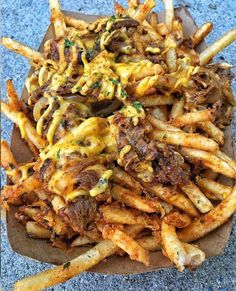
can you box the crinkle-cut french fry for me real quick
[199,29,236,65]
[180,148,236,179]
[111,184,164,214]
[171,109,213,127]
[71,235,95,247]
[163,210,192,228]
[133,0,155,23]
[112,167,142,195]
[198,121,224,145]
[1,102,46,149]
[151,106,167,121]
[196,176,232,200]
[136,235,161,251]
[147,113,181,132]
[163,0,174,32]
[178,185,236,242]
[1,141,21,183]
[170,98,185,119]
[63,14,88,30]
[161,221,187,271]
[141,94,174,107]
[138,181,199,217]
[102,224,149,266]
[49,0,66,38]
[1,37,44,63]
[192,22,213,47]
[26,221,52,239]
[150,130,219,153]
[180,181,214,213]
[14,224,143,290]
[99,204,160,230]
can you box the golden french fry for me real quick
[215,150,236,173]
[48,0,66,38]
[198,121,224,145]
[147,113,181,131]
[102,224,149,266]
[1,102,46,149]
[163,210,192,228]
[1,37,44,63]
[14,224,143,290]
[133,0,155,23]
[199,29,236,65]
[6,80,26,113]
[178,185,236,242]
[180,147,236,179]
[163,0,174,31]
[171,110,212,127]
[196,176,232,200]
[63,14,88,30]
[136,235,161,251]
[166,47,177,73]
[150,12,158,31]
[112,167,142,195]
[100,204,160,230]
[128,0,140,9]
[151,106,168,121]
[71,236,95,247]
[150,130,219,153]
[192,22,213,47]
[26,221,52,239]
[180,181,214,213]
[170,98,185,119]
[141,94,174,107]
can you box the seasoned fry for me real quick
[196,176,232,200]
[198,121,224,145]
[163,210,192,228]
[133,0,155,23]
[171,110,213,127]
[163,0,174,32]
[179,186,236,242]
[63,15,88,30]
[1,37,44,63]
[180,181,214,213]
[170,98,185,119]
[49,0,66,38]
[6,80,26,113]
[136,235,161,251]
[141,94,174,107]
[192,22,213,47]
[180,148,236,178]
[199,29,236,65]
[150,130,219,152]
[26,221,52,239]
[151,106,168,121]
[71,235,95,247]
[147,113,181,131]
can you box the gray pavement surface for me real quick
[1,0,236,290]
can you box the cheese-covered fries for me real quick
[1,0,235,289]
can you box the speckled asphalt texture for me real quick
[1,0,236,290]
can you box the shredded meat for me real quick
[39,158,55,182]
[59,196,97,232]
[75,170,100,190]
[111,18,139,30]
[153,146,190,186]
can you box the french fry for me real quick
[151,106,168,121]
[48,0,66,38]
[150,130,219,153]
[71,236,95,247]
[192,22,213,47]
[180,147,236,179]
[163,210,192,228]
[196,176,232,200]
[215,150,236,173]
[111,184,165,214]
[102,224,149,266]
[161,221,187,271]
[26,221,52,239]
[138,181,199,217]
[1,102,46,149]
[136,235,161,251]
[180,181,214,213]
[156,22,169,35]
[100,204,160,230]
[63,14,88,30]
[133,0,155,23]
[178,185,236,242]
[6,80,27,113]
[14,224,143,290]
[141,94,174,107]
[182,243,205,268]
[128,0,140,9]
[163,0,174,32]
[166,46,177,73]
[170,98,185,119]
[171,110,212,127]
[147,113,181,131]
[112,167,142,194]
[199,29,236,65]
[1,37,44,63]
[198,121,224,145]
[150,12,158,31]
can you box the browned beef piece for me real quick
[153,146,190,186]
[51,40,59,61]
[59,196,97,232]
[75,170,100,190]
[111,18,139,30]
[39,158,56,183]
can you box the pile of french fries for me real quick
[1,0,236,290]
